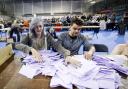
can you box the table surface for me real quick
[0,56,68,89]
[0,56,128,89]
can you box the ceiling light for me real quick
[90,1,96,4]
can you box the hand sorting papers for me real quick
[18,51,125,89]
[19,50,62,78]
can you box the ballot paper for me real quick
[71,68,99,89]
[72,77,99,89]
[50,75,73,89]
[41,65,57,76]
[18,51,123,89]
[67,55,97,77]
[96,70,120,89]
[53,55,100,89]
[19,50,63,78]
[98,79,115,89]
[98,55,128,66]
[19,65,41,79]
[114,73,122,89]
[93,55,128,75]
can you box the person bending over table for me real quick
[58,18,95,66]
[15,18,70,62]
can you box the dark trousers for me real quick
[10,27,20,42]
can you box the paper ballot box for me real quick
[0,44,13,66]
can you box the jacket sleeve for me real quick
[15,34,32,53]
[47,33,70,58]
[82,35,94,51]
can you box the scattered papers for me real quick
[18,50,128,89]
[19,65,41,79]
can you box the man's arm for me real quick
[47,33,71,58]
[83,36,95,60]
[15,34,32,54]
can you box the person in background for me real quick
[58,18,95,66]
[10,19,21,42]
[23,19,29,30]
[103,43,128,67]
[15,18,70,62]
[112,43,128,58]
[0,21,4,29]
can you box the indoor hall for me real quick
[0,0,128,89]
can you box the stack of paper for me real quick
[19,65,42,79]
[18,51,124,89]
[94,55,128,75]
[19,50,62,78]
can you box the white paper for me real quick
[50,75,73,89]
[19,65,40,79]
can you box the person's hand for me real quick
[84,51,93,60]
[31,48,43,62]
[65,56,81,67]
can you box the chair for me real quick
[83,44,109,54]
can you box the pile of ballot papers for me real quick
[18,50,128,89]
[93,55,128,75]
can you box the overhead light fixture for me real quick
[88,0,93,2]
[90,1,96,4]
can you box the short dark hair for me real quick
[70,18,83,26]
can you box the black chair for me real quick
[83,44,109,54]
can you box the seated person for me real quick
[15,18,70,62]
[58,18,95,65]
